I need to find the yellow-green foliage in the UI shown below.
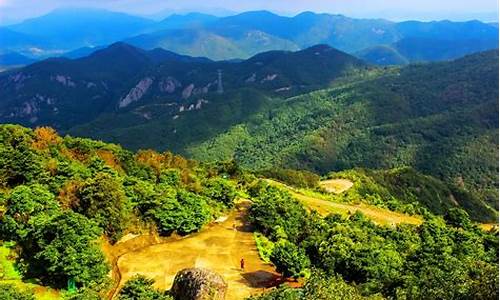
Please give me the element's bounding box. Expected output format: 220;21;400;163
253;232;274;263
0;242;21;280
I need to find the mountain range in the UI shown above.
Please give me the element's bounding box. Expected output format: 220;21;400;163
1;9;497;64
0;42;366;129
0;41;497;214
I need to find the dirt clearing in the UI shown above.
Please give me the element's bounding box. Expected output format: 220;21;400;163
319;179;354;194
107;201;278;300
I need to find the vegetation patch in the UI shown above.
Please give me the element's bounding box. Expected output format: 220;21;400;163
253;232;274;263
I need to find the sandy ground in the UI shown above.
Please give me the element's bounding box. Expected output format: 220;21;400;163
319;179;354;194
107;201;278;300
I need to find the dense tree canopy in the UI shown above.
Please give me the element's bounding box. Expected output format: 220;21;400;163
118;275;173;300
0;124;240;295
248;181;499;299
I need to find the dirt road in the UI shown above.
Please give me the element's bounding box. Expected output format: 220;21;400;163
267;179;422;226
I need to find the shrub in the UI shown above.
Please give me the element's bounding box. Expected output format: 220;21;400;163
203;178;237;207
270;240;310;279
0;284;35;300
118;275;172;300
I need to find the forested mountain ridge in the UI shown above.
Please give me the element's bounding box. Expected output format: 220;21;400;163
189;50;499;213
0;42;367;131
357;36;499;65
1;9;497;63
0;40;497;216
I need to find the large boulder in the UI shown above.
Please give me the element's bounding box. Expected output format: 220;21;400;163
170;268;227;300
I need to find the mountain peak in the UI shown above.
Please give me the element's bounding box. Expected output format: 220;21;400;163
236;10;279;17
92;42;145;57
304;44;335;52
84;42;151;66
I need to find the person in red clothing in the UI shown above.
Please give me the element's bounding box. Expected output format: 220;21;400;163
240;258;245;270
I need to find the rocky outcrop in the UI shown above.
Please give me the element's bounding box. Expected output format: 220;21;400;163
170;268;227;300
159;77;182;93
195;99;208;110
182;84;195;99
275;86;291;92
9;72;30;84
8;73;31;90
119;77;154;108
261;74;277;83
245;73;256;83
52;75;76;87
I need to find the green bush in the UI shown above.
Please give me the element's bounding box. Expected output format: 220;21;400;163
254;232;274;263
28;211;109;288
260;169;320;189
270;240;310;279
76;172;130;242
202;178;237;207
0;284;35;300
118;275;172;300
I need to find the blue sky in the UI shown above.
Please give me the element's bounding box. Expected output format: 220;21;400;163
0;0;498;25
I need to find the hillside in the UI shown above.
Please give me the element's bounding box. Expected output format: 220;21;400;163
358;37;499;65
0;52;37;70
0;124;497;300
324;168;497;222
0;42;366;135
0;123;246;299
189;50;499;212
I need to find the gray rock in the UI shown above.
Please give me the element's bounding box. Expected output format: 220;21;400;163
171;268;227;300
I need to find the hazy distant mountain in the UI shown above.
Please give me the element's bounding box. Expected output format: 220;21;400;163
0;28;43;52
155;13;219;30
395;20;498;40
125;11;498;60
1;9;498;61
143;7;236;20
125;28;300;61
358;37;499;65
61;46;107;59
7;8;154;49
0;52;37;68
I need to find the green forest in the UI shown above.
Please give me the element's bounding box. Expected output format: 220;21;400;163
0;6;498;300
0;125;241;299
190;51;499;214
0;124;497;300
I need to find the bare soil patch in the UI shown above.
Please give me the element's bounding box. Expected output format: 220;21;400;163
104;201;279;300
319;179;354;194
